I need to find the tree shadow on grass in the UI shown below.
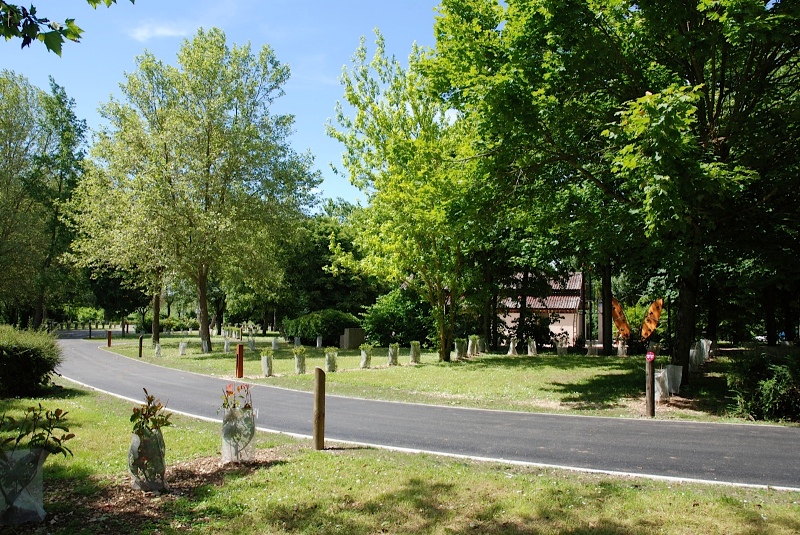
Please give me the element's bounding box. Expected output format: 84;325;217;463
543;367;644;411
14;454;288;534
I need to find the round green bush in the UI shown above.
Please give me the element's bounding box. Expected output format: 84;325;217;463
283;309;359;346
0;326;62;396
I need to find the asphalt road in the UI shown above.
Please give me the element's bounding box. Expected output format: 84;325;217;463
56;333;800;491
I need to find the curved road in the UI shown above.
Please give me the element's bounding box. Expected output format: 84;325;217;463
56;333;800;491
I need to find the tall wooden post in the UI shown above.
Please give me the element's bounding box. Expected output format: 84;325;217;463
236;344;244;378
138;335;144;358
646;357;655;418
314;367;325;450
106;330;112;347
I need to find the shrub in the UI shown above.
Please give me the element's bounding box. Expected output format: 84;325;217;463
361;289;435;347
283;309;359;346
0;326;62;397
728;350;800;422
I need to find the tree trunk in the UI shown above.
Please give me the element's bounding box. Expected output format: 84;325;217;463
601;263;613;356
517;270;528;345
151;293;161;345
33;292;45;330
764;284;778;346
491;292;499;351
197;267;213;353
706;286;719;343
674;255;701;386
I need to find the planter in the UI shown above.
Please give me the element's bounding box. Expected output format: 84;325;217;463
507;338;518;356
154;343;161;357
294;353;306;374
178;341;187;355
654;369;669;404
0;448;48;525
528;340;537;356
221;408;256;464
666;364;682;395
272;337;279;351
316;336;323;349
557;344;568;356
359;349;372;369
454;339;467;360
224;339;231;353
128;428;167;492
249;338;256;351
388;345;399;366
409;341;421;364
261;354;273;376
617;341;627;357
325;350;337;372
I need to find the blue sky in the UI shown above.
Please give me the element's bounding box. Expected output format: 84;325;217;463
2;0;441;203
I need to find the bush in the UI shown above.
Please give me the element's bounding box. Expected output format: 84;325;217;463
728;350;800;422
361;289;435;347
0;326;62;396
283;309;360;346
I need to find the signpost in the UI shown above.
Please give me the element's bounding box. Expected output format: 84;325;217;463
646;350;656;417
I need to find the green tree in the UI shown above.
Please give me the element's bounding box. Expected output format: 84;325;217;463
328;32;482;361
430;0;800;379
0;0;133;55
0;70;46;319
69;28;320;352
28;78;87;328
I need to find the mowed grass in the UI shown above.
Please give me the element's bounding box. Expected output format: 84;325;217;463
4;382;799;534
103;332;738;421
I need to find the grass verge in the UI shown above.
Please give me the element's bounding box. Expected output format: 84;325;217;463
103;333;740;422
2;381;799;534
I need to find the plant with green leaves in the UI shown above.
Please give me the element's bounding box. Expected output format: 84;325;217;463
128;389;171;492
0;1;133;55
0;404;74;524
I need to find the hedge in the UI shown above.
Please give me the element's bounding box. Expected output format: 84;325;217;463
0;325;62;396
283;309;360;346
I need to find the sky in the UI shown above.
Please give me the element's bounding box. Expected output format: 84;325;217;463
2;0;442;204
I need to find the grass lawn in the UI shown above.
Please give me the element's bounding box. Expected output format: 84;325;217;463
104;332;740;422
3;382;799;534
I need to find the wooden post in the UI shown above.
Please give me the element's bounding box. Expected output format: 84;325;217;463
138;335;143;358
89;324;92;339
236;344;244;378
107;330;112;347
646;359;655;417
314;367;325;450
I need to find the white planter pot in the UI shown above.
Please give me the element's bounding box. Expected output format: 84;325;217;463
0;448;48;525
221;408;256;464
325;351;337;372
261;354;273;376
360;350;371;369
294;354;306;374
388;346;399;366
666;364;682;395
409;341;421;364
128;428;167;492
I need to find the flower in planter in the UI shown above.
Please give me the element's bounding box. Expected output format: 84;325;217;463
0;405;74;525
128;389;172;492
220;383;256;463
